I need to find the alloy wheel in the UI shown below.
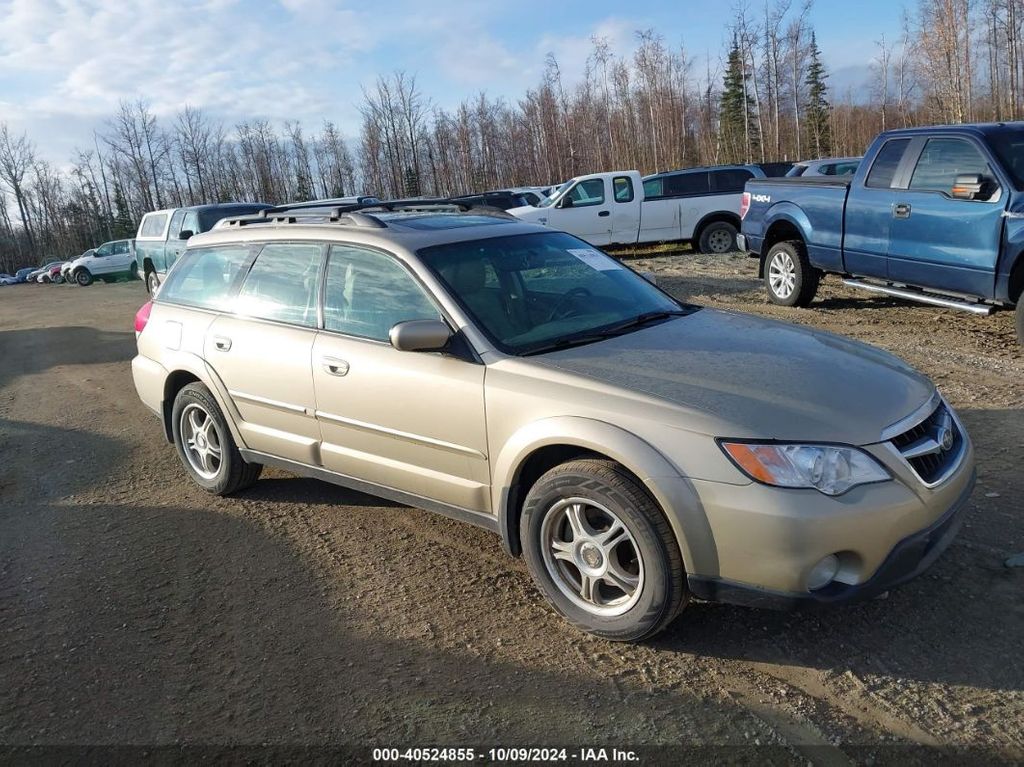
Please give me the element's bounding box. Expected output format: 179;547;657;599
180;403;223;480
768;250;797;299
540;497;644;616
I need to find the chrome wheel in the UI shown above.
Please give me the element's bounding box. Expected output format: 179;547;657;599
768;250;797;299
540;497;644;616
147;271;160;295
707;228;734;254
180;403;223;480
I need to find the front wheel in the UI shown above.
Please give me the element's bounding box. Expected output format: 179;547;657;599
146;270;160;295
765;240;819;307
75;269;93;286
520;459;688;642
54;274;65;284
171;382;262;495
697;221;738;254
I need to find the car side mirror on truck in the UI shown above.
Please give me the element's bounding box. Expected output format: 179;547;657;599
558;196;574;209
951;173;996;201
178;230;194;240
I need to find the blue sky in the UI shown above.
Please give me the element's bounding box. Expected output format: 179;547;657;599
0;0;910;165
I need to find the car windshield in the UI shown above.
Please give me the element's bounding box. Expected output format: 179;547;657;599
418;231;689;355
537;181;571;208
986;129;1024;189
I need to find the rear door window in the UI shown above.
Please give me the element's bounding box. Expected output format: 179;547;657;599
865;139;911;189
710;169;754;193
235;243;324;327
909;138;992;195
156;245;254;311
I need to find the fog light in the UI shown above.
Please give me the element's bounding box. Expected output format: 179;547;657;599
807;554;839;591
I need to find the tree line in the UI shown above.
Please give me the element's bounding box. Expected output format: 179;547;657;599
1;0;1022;272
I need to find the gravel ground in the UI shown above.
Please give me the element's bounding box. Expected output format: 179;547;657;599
0;257;1021;764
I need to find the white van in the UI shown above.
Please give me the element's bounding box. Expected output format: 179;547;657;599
509;165;766;253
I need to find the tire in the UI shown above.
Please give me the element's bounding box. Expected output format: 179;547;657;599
1016;304;1024;347
129;262;139;281
101;276;115;284
54;275;64;284
697;221;738;254
764;239;820;307
171;382;262;495
74;269;93;287
146;270;160;295
520;459;688;642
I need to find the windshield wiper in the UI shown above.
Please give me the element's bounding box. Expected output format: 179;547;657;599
520;310;689;357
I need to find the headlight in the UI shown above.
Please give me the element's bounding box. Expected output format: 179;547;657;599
719;442;890;496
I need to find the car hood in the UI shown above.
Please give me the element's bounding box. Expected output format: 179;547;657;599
508;205;546;220
531;309;934;445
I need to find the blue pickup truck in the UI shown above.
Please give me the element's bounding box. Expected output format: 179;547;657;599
739;123;1024;344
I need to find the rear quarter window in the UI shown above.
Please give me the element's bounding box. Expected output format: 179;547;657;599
710;169;754;193
156;245;254;311
139;213;168;238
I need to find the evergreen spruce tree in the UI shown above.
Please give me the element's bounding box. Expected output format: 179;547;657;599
720;36;758;163
805;32;832;157
111;185;134;239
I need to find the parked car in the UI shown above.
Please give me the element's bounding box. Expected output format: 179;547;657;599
12;267;33;283
755;161;796;177
136;203;273;294
61;250;92;283
67;239;136;286
0;273;17;286
132;200;974;641
786;157;862;177
47;264;65;283
27;261;65;283
740;123;1024;345
510;165;767;253
452;188;548;210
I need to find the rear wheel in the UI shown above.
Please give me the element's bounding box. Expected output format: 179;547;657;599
74;269;93;286
765;240;819;307
129;262;139;281
520;459;687;642
171;382;262;495
146;270;160;295
1016;304;1023;347
698;221;738;254
54;274;65;284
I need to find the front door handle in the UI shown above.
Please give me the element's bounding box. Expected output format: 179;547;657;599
894;202;912;219
598;210;610;217
213;336;232;351
322;357;349;376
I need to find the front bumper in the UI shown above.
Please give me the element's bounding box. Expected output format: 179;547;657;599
688;469;975;610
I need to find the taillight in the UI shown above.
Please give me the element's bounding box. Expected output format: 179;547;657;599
739;192;751;220
134;301;153;333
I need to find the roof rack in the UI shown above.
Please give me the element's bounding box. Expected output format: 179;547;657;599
215;197;517;230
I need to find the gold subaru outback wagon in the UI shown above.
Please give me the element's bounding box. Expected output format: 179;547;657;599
132;201;976;641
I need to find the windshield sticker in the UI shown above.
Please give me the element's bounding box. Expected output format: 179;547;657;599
568;248;621;271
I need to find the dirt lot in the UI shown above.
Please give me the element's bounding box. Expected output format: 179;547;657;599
0;255;1022;763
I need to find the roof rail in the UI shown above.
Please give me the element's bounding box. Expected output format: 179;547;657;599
214;197;517;230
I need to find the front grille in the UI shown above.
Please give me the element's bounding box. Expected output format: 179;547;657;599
890;401;963;485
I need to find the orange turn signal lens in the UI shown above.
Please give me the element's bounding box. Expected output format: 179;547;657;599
721;442;777;484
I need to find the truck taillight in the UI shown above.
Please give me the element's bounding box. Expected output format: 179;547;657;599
739;192;751;220
134;301;153;333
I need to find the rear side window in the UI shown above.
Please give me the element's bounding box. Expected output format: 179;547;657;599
613;176;634;202
909;138;992;195
710;169;754;193
649;171;711;199
323;245;439;341
157;245;253;311
866;139;911;188
235;243;323;327
139;213;167;238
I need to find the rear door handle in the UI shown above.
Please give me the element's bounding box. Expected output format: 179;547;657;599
322;357;349;376
894;202;912;219
598;210;610;217
213;336;232;351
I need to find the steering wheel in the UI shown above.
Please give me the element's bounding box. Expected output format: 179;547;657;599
547;286;593;322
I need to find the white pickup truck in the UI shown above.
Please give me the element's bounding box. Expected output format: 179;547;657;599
509;166;765;253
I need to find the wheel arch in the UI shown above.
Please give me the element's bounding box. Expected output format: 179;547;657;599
1007;251;1024;305
492;417;714;575
159;354;248;449
758;213;808;277
693;211;741;245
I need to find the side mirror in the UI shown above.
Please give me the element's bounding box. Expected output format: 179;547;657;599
640;271;658;285
559;196;574;209
178;230;194;240
951;173;995;201
389;319;452;352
